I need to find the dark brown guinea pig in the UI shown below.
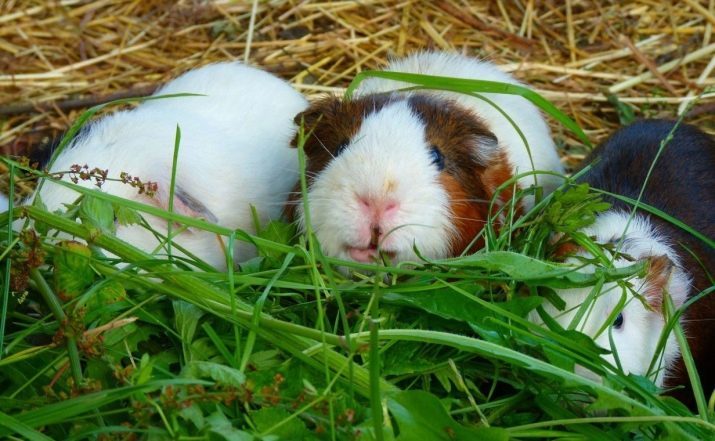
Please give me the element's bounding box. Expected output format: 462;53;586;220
536;119;714;408
285;51;564;265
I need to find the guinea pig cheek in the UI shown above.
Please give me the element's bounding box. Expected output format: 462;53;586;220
439;174;487;255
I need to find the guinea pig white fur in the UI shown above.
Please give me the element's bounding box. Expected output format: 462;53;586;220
530;211;690;387
289;51;564;265
34;62;307;269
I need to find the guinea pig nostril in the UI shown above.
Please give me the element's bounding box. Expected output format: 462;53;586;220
357;196;370;209
384;201;399;213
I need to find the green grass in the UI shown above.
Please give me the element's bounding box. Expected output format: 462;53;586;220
0;76;713;440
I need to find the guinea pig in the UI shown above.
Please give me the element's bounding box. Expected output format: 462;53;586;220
25;62;308;269
532;120;714;404
286;51;564;265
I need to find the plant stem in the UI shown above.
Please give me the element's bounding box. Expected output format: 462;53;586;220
29;268;83;384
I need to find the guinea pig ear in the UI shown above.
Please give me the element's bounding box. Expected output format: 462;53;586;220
643;255;688;311
291;96;342;147
143;185;218;226
470;132;500;166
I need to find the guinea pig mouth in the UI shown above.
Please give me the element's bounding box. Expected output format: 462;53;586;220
345;246;397;263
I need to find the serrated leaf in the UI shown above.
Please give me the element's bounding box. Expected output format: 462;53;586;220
257;220;296;260
53;241;94;300
89;280;126;307
113;203;141;226
183;361;245;387
79;195;115;233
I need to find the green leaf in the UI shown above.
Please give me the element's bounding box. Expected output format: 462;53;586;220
87;279;126;309
179;403;205;430
0;410;54;441
383;287;491;324
206;409;253;441
52;240;95;300
252;407;310;440
444;251;643;288
606;94;637;125
79;194;116;234
257;220;296;260
387;390;509;441
135;353;154;385
113;203;141;226
183;361;246;387
174;300;204;362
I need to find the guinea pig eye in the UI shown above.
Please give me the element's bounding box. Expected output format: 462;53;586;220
335;140;350;156
613;312;624;330
429;145;445;170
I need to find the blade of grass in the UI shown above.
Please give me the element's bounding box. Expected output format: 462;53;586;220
345;70;592;148
0;162;14;359
0;379;210;437
166;124;181;263
369;319;385;441
665;293;709;420
29;268;83;384
0;410;54;441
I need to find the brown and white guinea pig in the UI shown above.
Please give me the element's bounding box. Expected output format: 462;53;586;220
14;62;307;269
286;51;564;264
531;120;714;404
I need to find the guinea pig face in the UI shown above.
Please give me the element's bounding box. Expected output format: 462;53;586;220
288;93;514;265
541;262;676;387
532;213;690;386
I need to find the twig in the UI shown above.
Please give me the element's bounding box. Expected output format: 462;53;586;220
608;42;715;93
618;34;678;95
0;85;156;116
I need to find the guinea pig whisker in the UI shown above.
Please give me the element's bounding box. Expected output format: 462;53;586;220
316;137;336;160
449;216;489;224
449;198;493;204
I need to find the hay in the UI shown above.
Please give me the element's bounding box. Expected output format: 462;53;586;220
1;0;714;195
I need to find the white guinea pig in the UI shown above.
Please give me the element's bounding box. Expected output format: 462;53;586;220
530;211;690;387
32;62;308;269
286;51;564;265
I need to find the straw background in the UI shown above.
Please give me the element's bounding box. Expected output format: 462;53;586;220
1;0;714;197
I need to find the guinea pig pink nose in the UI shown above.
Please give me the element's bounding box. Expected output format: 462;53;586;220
357;195;400;219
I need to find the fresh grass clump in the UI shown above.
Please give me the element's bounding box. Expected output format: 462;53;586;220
1;81;714;441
